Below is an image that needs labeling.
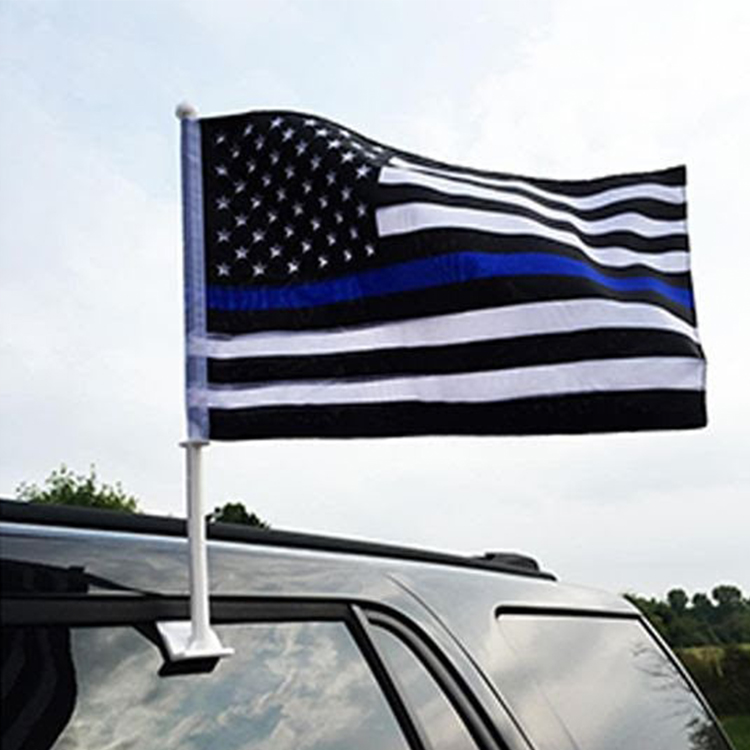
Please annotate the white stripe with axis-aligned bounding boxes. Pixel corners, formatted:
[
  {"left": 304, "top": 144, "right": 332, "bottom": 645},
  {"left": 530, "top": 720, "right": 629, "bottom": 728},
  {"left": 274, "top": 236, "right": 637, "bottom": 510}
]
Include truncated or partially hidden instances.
[
  {"left": 380, "top": 167, "right": 685, "bottom": 239},
  {"left": 390, "top": 156, "right": 686, "bottom": 210},
  {"left": 190, "top": 357, "right": 705, "bottom": 409},
  {"left": 189, "top": 300, "right": 700, "bottom": 359},
  {"left": 376, "top": 203, "right": 689, "bottom": 273}
]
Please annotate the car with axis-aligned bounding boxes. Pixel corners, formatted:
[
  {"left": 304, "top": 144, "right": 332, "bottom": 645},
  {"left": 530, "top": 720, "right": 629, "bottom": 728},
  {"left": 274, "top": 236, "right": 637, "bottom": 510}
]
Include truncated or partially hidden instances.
[{"left": 0, "top": 498, "right": 734, "bottom": 750}]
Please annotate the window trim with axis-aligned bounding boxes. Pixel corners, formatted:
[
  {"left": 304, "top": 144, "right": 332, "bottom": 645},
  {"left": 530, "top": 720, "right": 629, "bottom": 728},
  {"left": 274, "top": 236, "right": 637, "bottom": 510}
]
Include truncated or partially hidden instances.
[{"left": 361, "top": 606, "right": 510, "bottom": 750}]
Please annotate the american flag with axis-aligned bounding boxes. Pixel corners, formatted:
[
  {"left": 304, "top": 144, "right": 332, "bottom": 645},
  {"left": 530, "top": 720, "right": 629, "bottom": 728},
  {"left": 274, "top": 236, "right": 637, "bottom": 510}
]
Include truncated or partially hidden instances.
[{"left": 181, "top": 110, "right": 705, "bottom": 440}]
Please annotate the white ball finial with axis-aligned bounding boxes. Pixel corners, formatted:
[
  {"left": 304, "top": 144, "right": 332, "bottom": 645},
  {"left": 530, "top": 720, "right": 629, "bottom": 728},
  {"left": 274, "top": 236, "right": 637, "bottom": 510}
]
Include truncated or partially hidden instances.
[{"left": 176, "top": 102, "right": 198, "bottom": 120}]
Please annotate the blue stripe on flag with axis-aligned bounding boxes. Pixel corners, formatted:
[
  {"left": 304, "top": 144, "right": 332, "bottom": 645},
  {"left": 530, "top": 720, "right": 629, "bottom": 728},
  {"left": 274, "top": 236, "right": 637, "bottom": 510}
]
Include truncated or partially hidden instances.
[{"left": 206, "top": 251, "right": 694, "bottom": 312}]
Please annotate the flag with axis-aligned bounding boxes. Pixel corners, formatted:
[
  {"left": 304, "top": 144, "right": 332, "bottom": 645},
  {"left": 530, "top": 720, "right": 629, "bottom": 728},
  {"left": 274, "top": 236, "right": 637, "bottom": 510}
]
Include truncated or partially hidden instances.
[{"left": 180, "top": 110, "right": 706, "bottom": 440}]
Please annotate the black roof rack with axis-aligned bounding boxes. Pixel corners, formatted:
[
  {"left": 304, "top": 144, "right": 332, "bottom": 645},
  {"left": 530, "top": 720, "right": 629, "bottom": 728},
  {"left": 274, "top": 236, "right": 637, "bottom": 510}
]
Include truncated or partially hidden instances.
[{"left": 0, "top": 499, "right": 555, "bottom": 580}]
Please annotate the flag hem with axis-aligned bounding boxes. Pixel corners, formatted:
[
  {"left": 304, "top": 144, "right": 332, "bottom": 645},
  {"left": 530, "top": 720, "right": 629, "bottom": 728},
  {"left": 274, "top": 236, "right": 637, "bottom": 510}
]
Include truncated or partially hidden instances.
[{"left": 181, "top": 117, "right": 210, "bottom": 440}]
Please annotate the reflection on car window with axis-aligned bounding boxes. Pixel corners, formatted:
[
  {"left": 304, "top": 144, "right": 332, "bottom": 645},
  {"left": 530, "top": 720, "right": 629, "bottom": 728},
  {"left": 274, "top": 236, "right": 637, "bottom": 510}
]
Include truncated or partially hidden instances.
[
  {"left": 494, "top": 615, "right": 729, "bottom": 750},
  {"left": 371, "top": 626, "right": 479, "bottom": 750},
  {"left": 49, "top": 622, "right": 412, "bottom": 750}
]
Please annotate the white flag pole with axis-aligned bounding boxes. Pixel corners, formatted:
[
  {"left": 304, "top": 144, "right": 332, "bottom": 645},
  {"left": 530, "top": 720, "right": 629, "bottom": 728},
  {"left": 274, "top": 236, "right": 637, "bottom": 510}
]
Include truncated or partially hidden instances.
[{"left": 157, "top": 103, "right": 232, "bottom": 663}]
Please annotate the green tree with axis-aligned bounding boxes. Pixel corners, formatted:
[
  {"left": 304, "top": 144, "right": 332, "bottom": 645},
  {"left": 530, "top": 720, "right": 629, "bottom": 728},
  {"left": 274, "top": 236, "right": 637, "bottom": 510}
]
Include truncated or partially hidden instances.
[
  {"left": 712, "top": 585, "right": 743, "bottom": 611},
  {"left": 209, "top": 501, "right": 269, "bottom": 528},
  {"left": 668, "top": 588, "right": 689, "bottom": 614},
  {"left": 16, "top": 464, "right": 139, "bottom": 513}
]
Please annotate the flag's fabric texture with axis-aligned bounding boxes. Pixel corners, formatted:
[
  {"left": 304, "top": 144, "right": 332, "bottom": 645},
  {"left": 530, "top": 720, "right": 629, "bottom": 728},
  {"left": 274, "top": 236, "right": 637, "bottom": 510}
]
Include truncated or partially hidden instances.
[{"left": 181, "top": 110, "right": 706, "bottom": 440}]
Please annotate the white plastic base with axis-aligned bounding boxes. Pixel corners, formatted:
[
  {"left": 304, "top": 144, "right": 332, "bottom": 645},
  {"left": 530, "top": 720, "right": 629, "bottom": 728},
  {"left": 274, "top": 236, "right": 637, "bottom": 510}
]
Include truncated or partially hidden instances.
[{"left": 157, "top": 621, "right": 234, "bottom": 662}]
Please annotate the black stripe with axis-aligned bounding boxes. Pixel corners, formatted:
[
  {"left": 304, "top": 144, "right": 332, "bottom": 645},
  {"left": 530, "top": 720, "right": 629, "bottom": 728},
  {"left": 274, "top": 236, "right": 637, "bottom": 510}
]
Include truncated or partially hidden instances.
[
  {"left": 377, "top": 193, "right": 686, "bottom": 253},
  {"left": 378, "top": 184, "right": 687, "bottom": 241},
  {"left": 399, "top": 154, "right": 686, "bottom": 195},
  {"left": 207, "top": 277, "right": 696, "bottom": 334},
  {"left": 207, "top": 329, "right": 703, "bottom": 385},
  {"left": 208, "top": 390, "right": 706, "bottom": 439},
  {"left": 380, "top": 175, "right": 687, "bottom": 221}
]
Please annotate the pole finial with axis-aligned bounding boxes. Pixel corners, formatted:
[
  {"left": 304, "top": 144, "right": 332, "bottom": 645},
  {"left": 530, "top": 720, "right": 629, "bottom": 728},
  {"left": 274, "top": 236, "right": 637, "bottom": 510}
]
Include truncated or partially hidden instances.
[{"left": 176, "top": 102, "right": 199, "bottom": 120}]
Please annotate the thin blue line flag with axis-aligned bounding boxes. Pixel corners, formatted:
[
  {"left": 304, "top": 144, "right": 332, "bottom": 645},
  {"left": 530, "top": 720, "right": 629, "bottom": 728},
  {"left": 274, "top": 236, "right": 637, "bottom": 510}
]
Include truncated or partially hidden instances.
[{"left": 180, "top": 109, "right": 706, "bottom": 440}]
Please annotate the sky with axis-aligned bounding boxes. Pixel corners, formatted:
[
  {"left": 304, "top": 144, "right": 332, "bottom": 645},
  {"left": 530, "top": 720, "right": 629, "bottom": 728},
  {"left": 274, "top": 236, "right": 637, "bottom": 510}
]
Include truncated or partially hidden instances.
[{"left": 1, "top": 0, "right": 748, "bottom": 598}]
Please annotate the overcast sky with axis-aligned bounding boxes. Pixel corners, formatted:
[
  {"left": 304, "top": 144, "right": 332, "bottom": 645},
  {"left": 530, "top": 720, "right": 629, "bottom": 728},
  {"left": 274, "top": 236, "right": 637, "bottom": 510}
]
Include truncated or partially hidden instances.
[{"left": 1, "top": 0, "right": 748, "bottom": 598}]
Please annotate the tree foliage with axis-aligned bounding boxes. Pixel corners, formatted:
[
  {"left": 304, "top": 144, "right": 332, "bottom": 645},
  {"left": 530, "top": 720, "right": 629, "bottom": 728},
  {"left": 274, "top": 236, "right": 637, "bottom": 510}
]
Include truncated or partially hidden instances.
[
  {"left": 16, "top": 464, "right": 139, "bottom": 513},
  {"left": 209, "top": 501, "right": 269, "bottom": 528},
  {"left": 625, "top": 585, "right": 750, "bottom": 648}
]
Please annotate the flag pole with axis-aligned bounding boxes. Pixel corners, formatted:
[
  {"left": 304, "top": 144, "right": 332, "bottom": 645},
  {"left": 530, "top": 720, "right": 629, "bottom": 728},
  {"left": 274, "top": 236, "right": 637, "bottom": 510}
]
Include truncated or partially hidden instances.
[{"left": 157, "top": 103, "right": 232, "bottom": 663}]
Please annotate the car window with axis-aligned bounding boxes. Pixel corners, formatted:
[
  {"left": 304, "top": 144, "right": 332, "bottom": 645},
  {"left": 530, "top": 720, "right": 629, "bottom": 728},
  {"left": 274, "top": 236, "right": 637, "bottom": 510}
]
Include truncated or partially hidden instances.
[
  {"left": 371, "top": 625, "right": 480, "bottom": 750},
  {"left": 3, "top": 621, "right": 413, "bottom": 750},
  {"left": 493, "top": 614, "right": 729, "bottom": 750}
]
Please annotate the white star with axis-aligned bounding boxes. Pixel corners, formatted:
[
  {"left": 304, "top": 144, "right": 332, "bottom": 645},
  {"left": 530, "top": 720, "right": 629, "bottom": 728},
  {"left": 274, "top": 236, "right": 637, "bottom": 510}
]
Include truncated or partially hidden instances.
[
  {"left": 326, "top": 171, "right": 336, "bottom": 185},
  {"left": 270, "top": 245, "right": 283, "bottom": 258},
  {"left": 235, "top": 214, "right": 248, "bottom": 227},
  {"left": 356, "top": 165, "right": 371, "bottom": 179},
  {"left": 295, "top": 141, "right": 308, "bottom": 155},
  {"left": 343, "top": 249, "right": 353, "bottom": 262},
  {"left": 315, "top": 128, "right": 329, "bottom": 138},
  {"left": 372, "top": 144, "right": 385, "bottom": 153},
  {"left": 276, "top": 187, "right": 287, "bottom": 202},
  {"left": 270, "top": 116, "right": 284, "bottom": 129},
  {"left": 270, "top": 151, "right": 280, "bottom": 165},
  {"left": 267, "top": 210, "right": 278, "bottom": 224},
  {"left": 217, "top": 263, "right": 230, "bottom": 276},
  {"left": 230, "top": 146, "right": 240, "bottom": 159},
  {"left": 252, "top": 229, "right": 265, "bottom": 243},
  {"left": 365, "top": 243, "right": 375, "bottom": 256},
  {"left": 243, "top": 123, "right": 254, "bottom": 137},
  {"left": 234, "top": 180, "right": 246, "bottom": 193},
  {"left": 351, "top": 141, "right": 364, "bottom": 151},
  {"left": 301, "top": 240, "right": 312, "bottom": 253},
  {"left": 356, "top": 203, "right": 367, "bottom": 217},
  {"left": 235, "top": 246, "right": 249, "bottom": 260},
  {"left": 215, "top": 133, "right": 226, "bottom": 145},
  {"left": 326, "top": 232, "right": 337, "bottom": 246},
  {"left": 287, "top": 260, "right": 300, "bottom": 274},
  {"left": 217, "top": 229, "right": 231, "bottom": 243},
  {"left": 339, "top": 128, "right": 351, "bottom": 138},
  {"left": 349, "top": 226, "right": 359, "bottom": 239},
  {"left": 327, "top": 138, "right": 342, "bottom": 150},
  {"left": 293, "top": 202, "right": 304, "bottom": 216},
  {"left": 284, "top": 225, "right": 295, "bottom": 238},
  {"left": 254, "top": 135, "right": 265, "bottom": 150},
  {"left": 310, "top": 217, "right": 321, "bottom": 231},
  {"left": 215, "top": 164, "right": 228, "bottom": 176},
  {"left": 341, "top": 151, "right": 355, "bottom": 164},
  {"left": 302, "top": 180, "right": 313, "bottom": 194},
  {"left": 319, "top": 195, "right": 329, "bottom": 209},
  {"left": 251, "top": 195, "right": 263, "bottom": 209},
  {"left": 318, "top": 255, "right": 329, "bottom": 268},
  {"left": 282, "top": 127, "right": 295, "bottom": 142},
  {"left": 334, "top": 211, "right": 343, "bottom": 224},
  {"left": 262, "top": 174, "right": 272, "bottom": 187},
  {"left": 341, "top": 187, "right": 352, "bottom": 201},
  {"left": 252, "top": 263, "right": 266, "bottom": 277},
  {"left": 216, "top": 196, "right": 230, "bottom": 210},
  {"left": 303, "top": 118, "right": 317, "bottom": 127},
  {"left": 285, "top": 165, "right": 295, "bottom": 179},
  {"left": 310, "top": 156, "right": 322, "bottom": 171},
  {"left": 246, "top": 160, "right": 256, "bottom": 173}
]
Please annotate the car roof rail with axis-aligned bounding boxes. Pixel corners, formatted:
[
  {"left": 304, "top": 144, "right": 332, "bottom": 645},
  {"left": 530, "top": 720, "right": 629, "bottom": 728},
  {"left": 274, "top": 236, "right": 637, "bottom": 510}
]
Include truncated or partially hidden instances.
[
  {"left": 0, "top": 498, "right": 555, "bottom": 580},
  {"left": 475, "top": 551, "right": 542, "bottom": 572}
]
